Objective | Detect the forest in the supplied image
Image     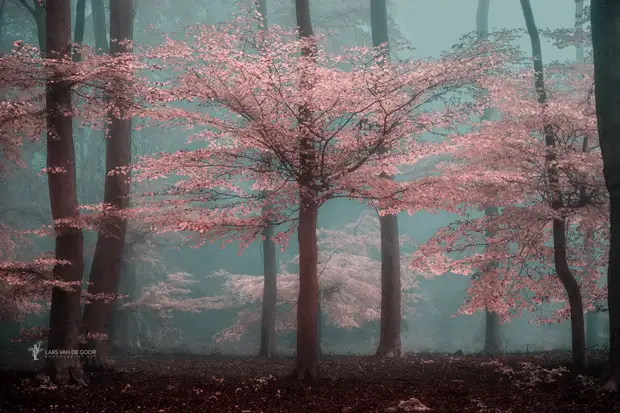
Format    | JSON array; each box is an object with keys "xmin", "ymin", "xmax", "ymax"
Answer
[{"xmin": 1, "ymin": 0, "xmax": 620, "ymax": 412}]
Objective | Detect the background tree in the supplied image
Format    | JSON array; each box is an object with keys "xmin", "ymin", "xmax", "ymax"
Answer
[{"xmin": 79, "ymin": 0, "xmax": 135, "ymax": 369}]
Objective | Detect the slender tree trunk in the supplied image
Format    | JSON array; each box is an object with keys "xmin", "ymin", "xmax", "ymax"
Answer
[
  {"xmin": 34, "ymin": 0, "xmax": 45, "ymax": 56},
  {"xmin": 44, "ymin": 0, "xmax": 87, "ymax": 385},
  {"xmin": 80, "ymin": 0, "xmax": 133, "ymax": 368},
  {"xmin": 254, "ymin": 0, "xmax": 278, "ymax": 360},
  {"xmin": 110, "ymin": 243, "xmax": 138, "ymax": 352},
  {"xmin": 520, "ymin": 0, "xmax": 587, "ymax": 372},
  {"xmin": 259, "ymin": 192, "xmax": 277, "ymax": 358},
  {"xmin": 591, "ymin": 0, "xmax": 620, "ymax": 392},
  {"xmin": 72, "ymin": 0, "xmax": 86, "ymax": 61},
  {"xmin": 370, "ymin": 0, "xmax": 402, "ymax": 358},
  {"xmin": 294, "ymin": 0, "xmax": 320, "ymax": 381},
  {"xmin": 575, "ymin": 0, "xmax": 585, "ymax": 62},
  {"xmin": 476, "ymin": 0, "xmax": 502, "ymax": 357},
  {"xmin": 91, "ymin": 0, "xmax": 109, "ymax": 54}
]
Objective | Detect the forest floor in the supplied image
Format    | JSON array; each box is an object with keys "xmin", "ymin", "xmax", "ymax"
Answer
[{"xmin": 0, "ymin": 352, "xmax": 618, "ymax": 413}]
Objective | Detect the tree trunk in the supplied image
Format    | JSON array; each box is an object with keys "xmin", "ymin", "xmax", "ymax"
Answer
[
  {"xmin": 34, "ymin": 0, "xmax": 45, "ymax": 56},
  {"xmin": 293, "ymin": 0, "xmax": 319, "ymax": 380},
  {"xmin": 574, "ymin": 0, "xmax": 585, "ymax": 62},
  {"xmin": 591, "ymin": 0, "xmax": 620, "ymax": 392},
  {"xmin": 476, "ymin": 0, "xmax": 503, "ymax": 357},
  {"xmin": 110, "ymin": 243, "xmax": 138, "ymax": 352},
  {"xmin": 483, "ymin": 309, "xmax": 502, "ymax": 355},
  {"xmin": 72, "ymin": 0, "xmax": 86, "ymax": 61},
  {"xmin": 295, "ymin": 196, "xmax": 319, "ymax": 380},
  {"xmin": 254, "ymin": 0, "xmax": 277, "ymax": 361},
  {"xmin": 370, "ymin": 0, "xmax": 402, "ymax": 358},
  {"xmin": 258, "ymin": 193, "xmax": 277, "ymax": 359},
  {"xmin": 520, "ymin": 0, "xmax": 587, "ymax": 372},
  {"xmin": 91, "ymin": 0, "xmax": 109, "ymax": 54},
  {"xmin": 80, "ymin": 0, "xmax": 133, "ymax": 368},
  {"xmin": 44, "ymin": 0, "xmax": 86, "ymax": 385}
]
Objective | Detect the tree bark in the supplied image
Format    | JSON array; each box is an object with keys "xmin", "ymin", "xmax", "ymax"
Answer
[
  {"xmin": 370, "ymin": 0, "xmax": 402, "ymax": 358},
  {"xmin": 591, "ymin": 0, "xmax": 620, "ymax": 392},
  {"xmin": 80, "ymin": 0, "xmax": 133, "ymax": 368},
  {"xmin": 91, "ymin": 0, "xmax": 109, "ymax": 54},
  {"xmin": 44, "ymin": 0, "xmax": 87, "ymax": 385},
  {"xmin": 254, "ymin": 0, "xmax": 277, "ymax": 360},
  {"xmin": 34, "ymin": 0, "xmax": 45, "ymax": 56},
  {"xmin": 520, "ymin": 0, "xmax": 587, "ymax": 372},
  {"xmin": 476, "ymin": 0, "xmax": 502, "ymax": 357},
  {"xmin": 259, "ymin": 192, "xmax": 278, "ymax": 358},
  {"xmin": 72, "ymin": 0, "xmax": 86, "ymax": 61},
  {"xmin": 293, "ymin": 0, "xmax": 319, "ymax": 381}
]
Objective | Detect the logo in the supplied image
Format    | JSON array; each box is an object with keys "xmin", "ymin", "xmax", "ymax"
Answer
[
  {"xmin": 28, "ymin": 341, "xmax": 44, "ymax": 361},
  {"xmin": 27, "ymin": 342, "xmax": 97, "ymax": 360}
]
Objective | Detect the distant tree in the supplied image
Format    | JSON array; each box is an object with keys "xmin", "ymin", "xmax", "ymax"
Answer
[
  {"xmin": 475, "ymin": 0, "xmax": 502, "ymax": 357},
  {"xmin": 369, "ymin": 0, "xmax": 402, "ymax": 358},
  {"xmin": 80, "ymin": 0, "xmax": 135, "ymax": 369}
]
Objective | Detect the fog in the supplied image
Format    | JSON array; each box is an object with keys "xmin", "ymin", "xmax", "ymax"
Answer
[{"xmin": 0, "ymin": 0, "xmax": 605, "ymax": 362}]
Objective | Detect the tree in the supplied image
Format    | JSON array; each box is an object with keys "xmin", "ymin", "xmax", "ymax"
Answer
[
  {"xmin": 80, "ymin": 0, "xmax": 135, "ymax": 368},
  {"xmin": 44, "ymin": 0, "xmax": 87, "ymax": 385},
  {"xmin": 475, "ymin": 0, "xmax": 502, "ymax": 356},
  {"xmin": 254, "ymin": 0, "xmax": 278, "ymax": 360},
  {"xmin": 590, "ymin": 0, "xmax": 620, "ymax": 393},
  {"xmin": 410, "ymin": 13, "xmax": 604, "ymax": 372},
  {"xmin": 520, "ymin": 0, "xmax": 587, "ymax": 372},
  {"xmin": 131, "ymin": 16, "xmax": 499, "ymax": 380},
  {"xmin": 370, "ymin": 0, "xmax": 402, "ymax": 358}
]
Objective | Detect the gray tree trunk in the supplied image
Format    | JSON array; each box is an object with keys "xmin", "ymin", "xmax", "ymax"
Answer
[
  {"xmin": 476, "ymin": 0, "xmax": 502, "ymax": 357},
  {"xmin": 371, "ymin": 0, "xmax": 402, "ymax": 359}
]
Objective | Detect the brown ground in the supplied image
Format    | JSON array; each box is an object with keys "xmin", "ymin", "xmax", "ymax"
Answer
[{"xmin": 0, "ymin": 353, "xmax": 618, "ymax": 412}]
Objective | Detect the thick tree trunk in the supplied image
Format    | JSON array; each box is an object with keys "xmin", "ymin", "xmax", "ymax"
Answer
[
  {"xmin": 591, "ymin": 0, "xmax": 620, "ymax": 392},
  {"xmin": 484, "ymin": 308, "xmax": 502, "ymax": 355},
  {"xmin": 295, "ymin": 197, "xmax": 319, "ymax": 380},
  {"xmin": 258, "ymin": 195, "xmax": 277, "ymax": 359},
  {"xmin": 91, "ymin": 0, "xmax": 109, "ymax": 54},
  {"xmin": 80, "ymin": 0, "xmax": 133, "ymax": 368},
  {"xmin": 44, "ymin": 0, "xmax": 86, "ymax": 385},
  {"xmin": 520, "ymin": 0, "xmax": 586, "ymax": 372},
  {"xmin": 370, "ymin": 0, "xmax": 403, "ymax": 358},
  {"xmin": 293, "ymin": 0, "xmax": 320, "ymax": 381}
]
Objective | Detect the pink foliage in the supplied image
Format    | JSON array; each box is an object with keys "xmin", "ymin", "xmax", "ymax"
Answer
[
  {"xmin": 213, "ymin": 212, "xmax": 427, "ymax": 342},
  {"xmin": 129, "ymin": 21, "xmax": 505, "ymax": 250},
  {"xmin": 409, "ymin": 61, "xmax": 606, "ymax": 323}
]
